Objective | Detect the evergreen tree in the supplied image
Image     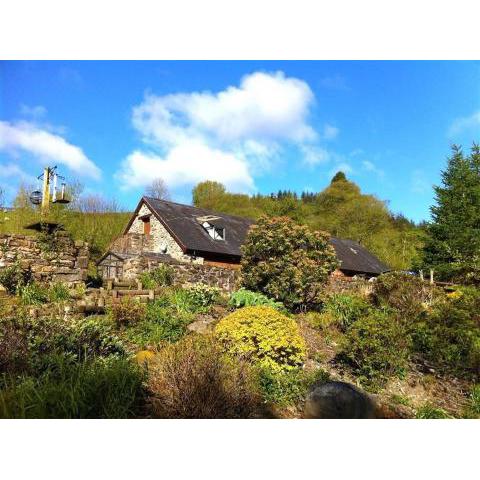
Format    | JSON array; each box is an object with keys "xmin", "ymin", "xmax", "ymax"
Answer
[
  {"xmin": 422, "ymin": 144, "xmax": 480, "ymax": 283},
  {"xmin": 331, "ymin": 171, "xmax": 347, "ymax": 183}
]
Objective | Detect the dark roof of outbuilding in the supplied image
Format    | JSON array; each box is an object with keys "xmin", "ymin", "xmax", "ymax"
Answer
[
  {"xmin": 125, "ymin": 197, "xmax": 255, "ymax": 259},
  {"xmin": 329, "ymin": 237, "xmax": 390, "ymax": 275},
  {"xmin": 124, "ymin": 197, "xmax": 390, "ymax": 274}
]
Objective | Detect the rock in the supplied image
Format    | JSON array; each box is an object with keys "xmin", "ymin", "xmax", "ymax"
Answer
[
  {"xmin": 304, "ymin": 381, "xmax": 376, "ymax": 419},
  {"xmin": 187, "ymin": 317, "xmax": 217, "ymax": 334}
]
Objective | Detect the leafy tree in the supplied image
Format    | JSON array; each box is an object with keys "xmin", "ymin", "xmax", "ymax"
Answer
[
  {"xmin": 240, "ymin": 216, "xmax": 339, "ymax": 310},
  {"xmin": 422, "ymin": 144, "xmax": 480, "ymax": 283},
  {"xmin": 192, "ymin": 181, "xmax": 226, "ymax": 209},
  {"xmin": 331, "ymin": 171, "xmax": 347, "ymax": 183}
]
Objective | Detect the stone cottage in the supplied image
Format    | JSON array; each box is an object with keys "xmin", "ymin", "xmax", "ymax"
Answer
[{"xmin": 97, "ymin": 196, "xmax": 389, "ymax": 282}]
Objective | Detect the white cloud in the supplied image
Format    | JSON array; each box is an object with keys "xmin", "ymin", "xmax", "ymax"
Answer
[
  {"xmin": 448, "ymin": 111, "xmax": 480, "ymax": 137},
  {"xmin": 322, "ymin": 124, "xmax": 339, "ymax": 140},
  {"xmin": 117, "ymin": 143, "xmax": 254, "ymax": 192},
  {"xmin": 361, "ymin": 160, "xmax": 384, "ymax": 179},
  {"xmin": 0, "ymin": 121, "xmax": 101, "ymax": 180},
  {"xmin": 20, "ymin": 104, "xmax": 47, "ymax": 119},
  {"xmin": 301, "ymin": 145, "xmax": 331, "ymax": 166},
  {"xmin": 119, "ymin": 71, "xmax": 323, "ymax": 191}
]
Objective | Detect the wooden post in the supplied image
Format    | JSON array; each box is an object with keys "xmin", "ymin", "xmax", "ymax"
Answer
[
  {"xmin": 41, "ymin": 166, "xmax": 50, "ymax": 215},
  {"xmin": 420, "ymin": 270, "xmax": 424, "ymax": 281},
  {"xmin": 148, "ymin": 289, "xmax": 155, "ymax": 301},
  {"xmin": 429, "ymin": 269, "xmax": 434, "ymax": 285},
  {"xmin": 112, "ymin": 289, "xmax": 118, "ymax": 299},
  {"xmin": 136, "ymin": 279, "xmax": 142, "ymax": 290}
]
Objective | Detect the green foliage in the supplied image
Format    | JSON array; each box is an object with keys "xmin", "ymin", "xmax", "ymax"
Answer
[
  {"xmin": 373, "ymin": 271, "xmax": 434, "ymax": 319},
  {"xmin": 411, "ymin": 287, "xmax": 480, "ymax": 376},
  {"xmin": 322, "ymin": 293, "xmax": 371, "ymax": 330},
  {"xmin": 228, "ymin": 288, "xmax": 286, "ymax": 312},
  {"xmin": 415, "ymin": 403, "xmax": 452, "ymax": 419},
  {"xmin": 0, "ymin": 356, "xmax": 144, "ymax": 419},
  {"xmin": 241, "ymin": 216, "xmax": 339, "ymax": 310},
  {"xmin": 464, "ymin": 384, "xmax": 480, "ymax": 418},
  {"xmin": 148, "ymin": 334, "xmax": 262, "ymax": 418},
  {"xmin": 340, "ymin": 309, "xmax": 410, "ymax": 389},
  {"xmin": 215, "ymin": 306, "xmax": 307, "ymax": 372},
  {"xmin": 185, "ymin": 283, "xmax": 221, "ymax": 309},
  {"xmin": 109, "ymin": 297, "xmax": 146, "ymax": 327},
  {"xmin": 140, "ymin": 264, "xmax": 175, "ymax": 289},
  {"xmin": 192, "ymin": 180, "xmax": 227, "ymax": 209},
  {"xmin": 331, "ymin": 171, "xmax": 347, "ymax": 183},
  {"xmin": 19, "ymin": 282, "xmax": 49, "ymax": 305},
  {"xmin": 421, "ymin": 144, "xmax": 480, "ymax": 284},
  {"xmin": 123, "ymin": 299, "xmax": 192, "ymax": 347},
  {"xmin": 258, "ymin": 367, "xmax": 330, "ymax": 407},
  {"xmin": 0, "ymin": 262, "xmax": 32, "ymax": 294},
  {"xmin": 48, "ymin": 282, "xmax": 70, "ymax": 303},
  {"xmin": 191, "ymin": 174, "xmax": 423, "ymax": 272}
]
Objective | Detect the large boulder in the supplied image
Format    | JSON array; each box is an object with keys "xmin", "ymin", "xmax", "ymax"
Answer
[{"xmin": 304, "ymin": 381, "xmax": 376, "ymax": 419}]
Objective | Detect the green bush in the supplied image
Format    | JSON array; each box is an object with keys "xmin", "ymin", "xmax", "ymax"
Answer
[
  {"xmin": 48, "ymin": 282, "xmax": 70, "ymax": 303},
  {"xmin": 464, "ymin": 384, "xmax": 480, "ymax": 418},
  {"xmin": 340, "ymin": 309, "xmax": 410, "ymax": 389},
  {"xmin": 109, "ymin": 297, "xmax": 146, "ymax": 327},
  {"xmin": 185, "ymin": 283, "xmax": 221, "ymax": 309},
  {"xmin": 322, "ymin": 293, "xmax": 371, "ymax": 330},
  {"xmin": 411, "ymin": 288, "xmax": 480, "ymax": 376},
  {"xmin": 148, "ymin": 335, "xmax": 262, "ymax": 418},
  {"xmin": 373, "ymin": 272, "xmax": 436, "ymax": 319},
  {"xmin": 240, "ymin": 216, "xmax": 339, "ymax": 310},
  {"xmin": 0, "ymin": 262, "xmax": 32, "ymax": 295},
  {"xmin": 215, "ymin": 306, "xmax": 306, "ymax": 372},
  {"xmin": 123, "ymin": 300, "xmax": 192, "ymax": 348},
  {"xmin": 229, "ymin": 288, "xmax": 286, "ymax": 312},
  {"xmin": 19, "ymin": 282, "xmax": 49, "ymax": 305},
  {"xmin": 140, "ymin": 264, "xmax": 175, "ymax": 289},
  {"xmin": 0, "ymin": 356, "xmax": 144, "ymax": 419},
  {"xmin": 258, "ymin": 367, "xmax": 330, "ymax": 407}
]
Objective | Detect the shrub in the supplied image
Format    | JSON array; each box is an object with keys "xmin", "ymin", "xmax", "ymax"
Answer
[
  {"xmin": 148, "ymin": 335, "xmax": 262, "ymax": 418},
  {"xmin": 322, "ymin": 293, "xmax": 371, "ymax": 331},
  {"xmin": 48, "ymin": 282, "xmax": 70, "ymax": 303},
  {"xmin": 140, "ymin": 264, "xmax": 175, "ymax": 289},
  {"xmin": 240, "ymin": 216, "xmax": 339, "ymax": 310},
  {"xmin": 0, "ymin": 317, "xmax": 30, "ymax": 375},
  {"xmin": 258, "ymin": 367, "xmax": 330, "ymax": 407},
  {"xmin": 304, "ymin": 311, "xmax": 337, "ymax": 331},
  {"xmin": 19, "ymin": 282, "xmax": 49, "ymax": 305},
  {"xmin": 185, "ymin": 283, "xmax": 221, "ymax": 309},
  {"xmin": 415, "ymin": 403, "xmax": 452, "ymax": 419},
  {"xmin": 411, "ymin": 288, "xmax": 480, "ymax": 376},
  {"xmin": 0, "ymin": 262, "xmax": 32, "ymax": 294},
  {"xmin": 340, "ymin": 309, "xmax": 410, "ymax": 389},
  {"xmin": 229, "ymin": 288, "xmax": 286, "ymax": 312},
  {"xmin": 215, "ymin": 306, "xmax": 307, "ymax": 372},
  {"xmin": 464, "ymin": 384, "xmax": 480, "ymax": 418},
  {"xmin": 109, "ymin": 297, "xmax": 146, "ymax": 327},
  {"xmin": 123, "ymin": 300, "xmax": 192, "ymax": 348},
  {"xmin": 373, "ymin": 272, "xmax": 436, "ymax": 319},
  {"xmin": 0, "ymin": 356, "xmax": 145, "ymax": 419}
]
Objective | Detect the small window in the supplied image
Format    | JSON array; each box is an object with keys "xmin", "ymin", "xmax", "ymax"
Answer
[{"xmin": 202, "ymin": 221, "xmax": 225, "ymax": 240}]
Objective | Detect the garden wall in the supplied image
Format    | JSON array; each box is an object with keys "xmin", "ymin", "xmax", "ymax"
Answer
[
  {"xmin": 123, "ymin": 254, "xmax": 239, "ymax": 292},
  {"xmin": 0, "ymin": 232, "xmax": 89, "ymax": 285}
]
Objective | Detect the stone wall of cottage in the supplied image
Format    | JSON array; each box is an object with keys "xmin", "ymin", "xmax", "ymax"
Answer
[
  {"xmin": 328, "ymin": 270, "xmax": 374, "ymax": 296},
  {"xmin": 127, "ymin": 203, "xmax": 203, "ymax": 264},
  {"xmin": 123, "ymin": 254, "xmax": 238, "ymax": 292},
  {"xmin": 0, "ymin": 232, "xmax": 89, "ymax": 285}
]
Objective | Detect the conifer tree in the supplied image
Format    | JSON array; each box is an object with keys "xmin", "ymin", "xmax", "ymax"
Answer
[{"xmin": 422, "ymin": 144, "xmax": 480, "ymax": 283}]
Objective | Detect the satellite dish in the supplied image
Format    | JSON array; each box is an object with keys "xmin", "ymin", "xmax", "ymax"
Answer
[{"xmin": 29, "ymin": 190, "xmax": 42, "ymax": 205}]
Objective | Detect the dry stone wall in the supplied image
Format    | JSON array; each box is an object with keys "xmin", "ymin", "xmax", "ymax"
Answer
[
  {"xmin": 123, "ymin": 254, "xmax": 238, "ymax": 292},
  {"xmin": 0, "ymin": 232, "xmax": 89, "ymax": 285}
]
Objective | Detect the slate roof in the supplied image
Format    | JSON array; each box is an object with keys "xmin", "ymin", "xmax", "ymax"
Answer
[
  {"xmin": 125, "ymin": 197, "xmax": 390, "ymax": 274},
  {"xmin": 330, "ymin": 237, "xmax": 390, "ymax": 276},
  {"xmin": 125, "ymin": 197, "xmax": 255, "ymax": 259}
]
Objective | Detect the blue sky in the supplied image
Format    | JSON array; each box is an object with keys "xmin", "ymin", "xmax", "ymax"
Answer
[{"xmin": 1, "ymin": 60, "xmax": 479, "ymax": 222}]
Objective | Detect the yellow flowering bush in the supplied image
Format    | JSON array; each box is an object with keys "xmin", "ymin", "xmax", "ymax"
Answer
[{"xmin": 215, "ymin": 306, "xmax": 306, "ymax": 372}]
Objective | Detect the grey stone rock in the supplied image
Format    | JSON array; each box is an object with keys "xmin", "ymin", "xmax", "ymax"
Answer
[{"xmin": 304, "ymin": 381, "xmax": 376, "ymax": 419}]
